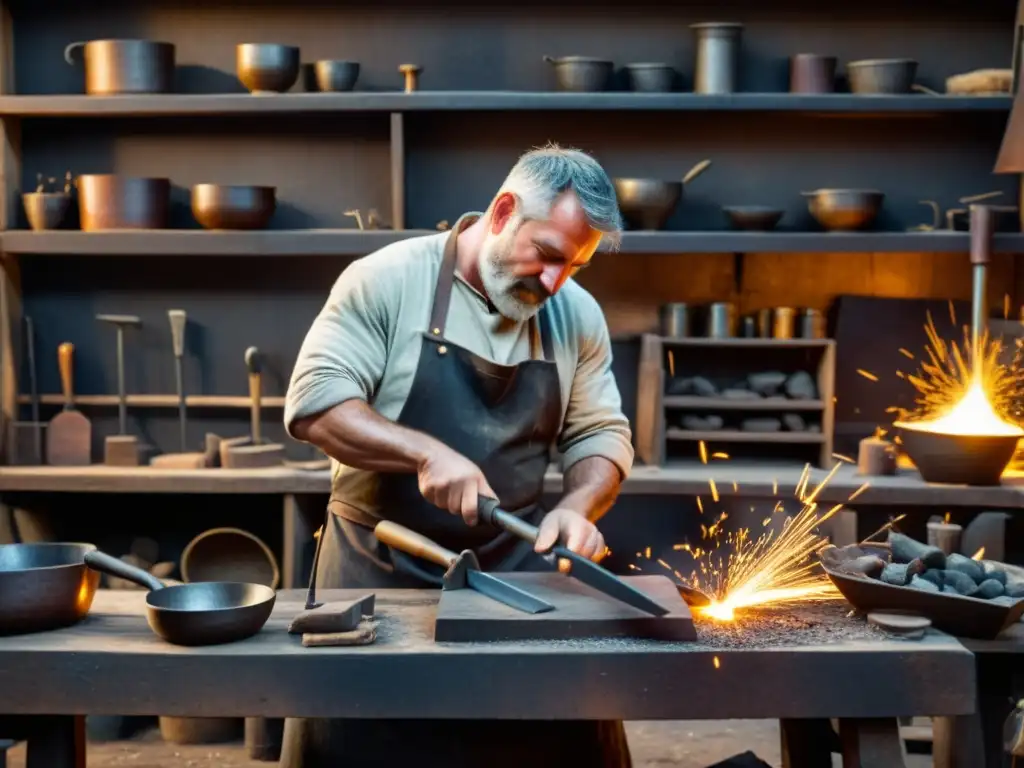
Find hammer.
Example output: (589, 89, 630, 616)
(96, 314, 141, 435)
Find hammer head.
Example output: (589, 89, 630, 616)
(441, 549, 481, 590)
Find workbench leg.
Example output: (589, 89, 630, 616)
(932, 715, 985, 768)
(779, 718, 835, 768)
(838, 718, 906, 768)
(25, 715, 85, 768)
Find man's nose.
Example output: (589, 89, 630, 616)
(540, 264, 565, 295)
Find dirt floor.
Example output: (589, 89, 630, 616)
(5, 720, 934, 767)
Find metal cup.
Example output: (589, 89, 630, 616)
(773, 307, 796, 339)
(707, 302, 737, 338)
(800, 308, 826, 338)
(659, 303, 691, 338)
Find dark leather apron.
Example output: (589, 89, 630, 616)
(280, 215, 632, 768)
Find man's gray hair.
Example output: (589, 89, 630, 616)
(495, 142, 623, 249)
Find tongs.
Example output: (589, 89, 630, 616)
(477, 497, 670, 616)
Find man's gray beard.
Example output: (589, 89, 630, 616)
(478, 229, 544, 322)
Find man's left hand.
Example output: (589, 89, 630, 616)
(534, 508, 607, 566)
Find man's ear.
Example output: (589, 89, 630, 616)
(490, 192, 517, 234)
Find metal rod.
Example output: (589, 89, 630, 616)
(24, 317, 41, 464)
(174, 357, 186, 451)
(114, 327, 126, 434)
(971, 264, 988, 353)
(969, 205, 995, 355)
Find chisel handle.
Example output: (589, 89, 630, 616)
(373, 520, 457, 569)
(57, 342, 75, 409)
(244, 346, 262, 443)
(168, 309, 187, 358)
(477, 496, 540, 544)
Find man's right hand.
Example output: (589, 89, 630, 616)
(417, 445, 496, 526)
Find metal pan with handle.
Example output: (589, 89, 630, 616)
(0, 542, 101, 635)
(84, 550, 275, 646)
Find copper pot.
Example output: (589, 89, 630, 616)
(65, 39, 175, 96)
(76, 175, 170, 231)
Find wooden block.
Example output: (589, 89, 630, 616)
(104, 435, 139, 467)
(150, 452, 206, 469)
(434, 573, 696, 643)
(203, 433, 222, 467)
(218, 436, 250, 467)
(222, 442, 286, 469)
(302, 620, 377, 647)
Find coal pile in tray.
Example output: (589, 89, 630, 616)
(693, 602, 886, 649)
(667, 371, 822, 433)
(828, 532, 1024, 604)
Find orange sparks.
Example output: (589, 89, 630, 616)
(847, 482, 870, 502)
(657, 558, 671, 570)
(711, 452, 729, 460)
(698, 441, 708, 465)
(645, 547, 651, 559)
(696, 496, 704, 514)
(732, 481, 738, 493)
(831, 453, 855, 464)
(713, 656, 721, 669)
(972, 547, 986, 561)
(856, 369, 879, 382)
(772, 479, 778, 495)
(898, 348, 915, 360)
(708, 478, 719, 503)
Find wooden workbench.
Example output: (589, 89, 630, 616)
(0, 589, 976, 768)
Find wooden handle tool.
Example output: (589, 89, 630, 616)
(57, 342, 75, 411)
(373, 520, 457, 568)
(244, 346, 262, 444)
(167, 309, 188, 451)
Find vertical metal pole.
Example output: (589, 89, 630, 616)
(115, 326, 126, 435)
(969, 205, 994, 355)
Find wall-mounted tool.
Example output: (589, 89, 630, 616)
(374, 520, 554, 614)
(477, 496, 670, 616)
(46, 342, 92, 466)
(97, 314, 142, 466)
(11, 317, 44, 465)
(168, 309, 188, 452)
(220, 346, 285, 468)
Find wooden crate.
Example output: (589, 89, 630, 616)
(635, 336, 836, 468)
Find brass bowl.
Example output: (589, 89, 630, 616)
(23, 192, 70, 231)
(803, 188, 883, 231)
(191, 184, 276, 230)
(897, 424, 1020, 485)
(236, 44, 299, 94)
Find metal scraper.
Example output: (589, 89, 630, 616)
(45, 342, 92, 465)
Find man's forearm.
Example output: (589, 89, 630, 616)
(556, 456, 622, 523)
(291, 399, 441, 473)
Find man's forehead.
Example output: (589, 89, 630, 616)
(536, 191, 597, 246)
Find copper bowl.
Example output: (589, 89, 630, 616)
(191, 184, 276, 230)
(897, 424, 1020, 485)
(236, 44, 299, 94)
(803, 188, 883, 231)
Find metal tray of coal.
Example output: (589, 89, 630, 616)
(820, 542, 1024, 640)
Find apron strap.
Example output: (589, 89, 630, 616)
(429, 213, 556, 363)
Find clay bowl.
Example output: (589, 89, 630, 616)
(896, 424, 1021, 485)
(236, 43, 300, 94)
(22, 192, 70, 231)
(191, 184, 276, 230)
(314, 60, 360, 92)
(181, 527, 280, 589)
(723, 205, 784, 231)
(803, 188, 883, 231)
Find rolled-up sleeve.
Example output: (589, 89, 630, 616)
(557, 300, 634, 478)
(284, 258, 393, 437)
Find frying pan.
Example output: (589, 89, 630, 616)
(0, 542, 100, 635)
(85, 550, 275, 646)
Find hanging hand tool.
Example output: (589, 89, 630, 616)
(244, 346, 262, 444)
(24, 317, 41, 464)
(477, 497, 669, 616)
(97, 314, 142, 466)
(167, 309, 188, 452)
(45, 342, 92, 466)
(374, 519, 554, 614)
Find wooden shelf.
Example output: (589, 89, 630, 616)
(5, 230, 1024, 256)
(0, 92, 1010, 117)
(18, 394, 284, 409)
(666, 428, 826, 444)
(663, 396, 826, 411)
(659, 337, 834, 347)
(1, 462, 1022, 508)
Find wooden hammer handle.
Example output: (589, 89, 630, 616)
(373, 520, 457, 569)
(57, 342, 75, 407)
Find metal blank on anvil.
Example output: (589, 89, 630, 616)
(434, 572, 695, 643)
